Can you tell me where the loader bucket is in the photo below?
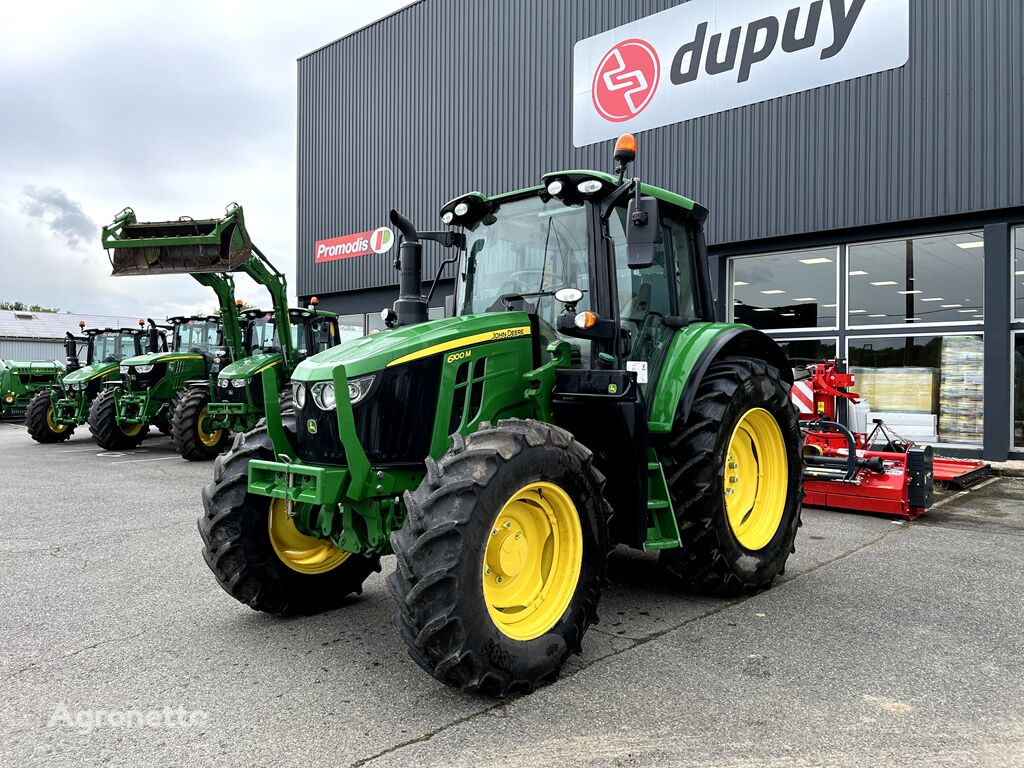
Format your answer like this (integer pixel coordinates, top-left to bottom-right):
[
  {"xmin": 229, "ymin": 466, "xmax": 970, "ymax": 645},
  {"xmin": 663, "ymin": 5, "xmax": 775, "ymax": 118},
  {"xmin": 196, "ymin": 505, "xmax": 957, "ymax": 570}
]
[{"xmin": 101, "ymin": 206, "xmax": 252, "ymax": 275}]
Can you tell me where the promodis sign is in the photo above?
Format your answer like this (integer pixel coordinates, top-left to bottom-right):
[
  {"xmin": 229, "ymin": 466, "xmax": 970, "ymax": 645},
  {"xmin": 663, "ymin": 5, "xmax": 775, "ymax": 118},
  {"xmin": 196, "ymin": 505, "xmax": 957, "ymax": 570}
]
[
  {"xmin": 314, "ymin": 226, "xmax": 394, "ymax": 264},
  {"xmin": 573, "ymin": 0, "xmax": 909, "ymax": 146}
]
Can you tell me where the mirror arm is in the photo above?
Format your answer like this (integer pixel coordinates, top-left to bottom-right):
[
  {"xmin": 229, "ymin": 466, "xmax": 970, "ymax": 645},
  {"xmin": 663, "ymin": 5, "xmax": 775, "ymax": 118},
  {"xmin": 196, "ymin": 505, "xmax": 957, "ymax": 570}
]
[{"xmin": 599, "ymin": 178, "xmax": 636, "ymax": 221}]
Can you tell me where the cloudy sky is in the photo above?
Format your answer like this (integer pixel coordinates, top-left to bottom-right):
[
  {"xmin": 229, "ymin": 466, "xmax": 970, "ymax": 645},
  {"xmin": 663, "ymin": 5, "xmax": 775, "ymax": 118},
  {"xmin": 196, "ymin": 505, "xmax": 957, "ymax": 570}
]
[{"xmin": 0, "ymin": 1, "xmax": 413, "ymax": 317}]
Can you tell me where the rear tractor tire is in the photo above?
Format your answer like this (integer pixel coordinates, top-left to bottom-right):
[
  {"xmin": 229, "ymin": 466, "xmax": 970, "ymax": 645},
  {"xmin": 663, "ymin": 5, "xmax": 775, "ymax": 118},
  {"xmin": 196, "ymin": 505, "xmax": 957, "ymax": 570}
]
[
  {"xmin": 87, "ymin": 389, "xmax": 146, "ymax": 450},
  {"xmin": 658, "ymin": 356, "xmax": 803, "ymax": 596},
  {"xmin": 198, "ymin": 420, "xmax": 381, "ymax": 615},
  {"xmin": 389, "ymin": 419, "xmax": 611, "ymax": 696},
  {"xmin": 172, "ymin": 388, "xmax": 231, "ymax": 461},
  {"xmin": 25, "ymin": 389, "xmax": 74, "ymax": 443}
]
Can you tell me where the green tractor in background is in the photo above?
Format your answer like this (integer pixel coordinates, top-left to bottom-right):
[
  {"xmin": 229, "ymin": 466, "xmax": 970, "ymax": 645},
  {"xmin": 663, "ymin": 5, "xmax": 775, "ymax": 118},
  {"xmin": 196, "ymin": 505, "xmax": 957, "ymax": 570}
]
[
  {"xmin": 25, "ymin": 319, "xmax": 157, "ymax": 443},
  {"xmin": 88, "ymin": 314, "xmax": 228, "ymax": 452},
  {"xmin": 1, "ymin": 359, "xmax": 64, "ymax": 420},
  {"xmin": 98, "ymin": 204, "xmax": 341, "ymax": 460},
  {"xmin": 199, "ymin": 135, "xmax": 803, "ymax": 696}
]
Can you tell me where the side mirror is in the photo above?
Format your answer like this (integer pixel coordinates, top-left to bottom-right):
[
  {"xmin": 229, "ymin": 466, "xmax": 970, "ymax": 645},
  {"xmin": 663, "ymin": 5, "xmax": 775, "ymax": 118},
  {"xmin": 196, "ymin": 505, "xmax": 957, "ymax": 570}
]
[{"xmin": 626, "ymin": 195, "xmax": 660, "ymax": 269}]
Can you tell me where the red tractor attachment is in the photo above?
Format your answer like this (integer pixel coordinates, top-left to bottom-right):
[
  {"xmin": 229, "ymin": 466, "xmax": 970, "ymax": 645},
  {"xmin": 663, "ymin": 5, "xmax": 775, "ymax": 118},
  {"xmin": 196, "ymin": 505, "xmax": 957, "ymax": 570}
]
[{"xmin": 793, "ymin": 360, "xmax": 990, "ymax": 520}]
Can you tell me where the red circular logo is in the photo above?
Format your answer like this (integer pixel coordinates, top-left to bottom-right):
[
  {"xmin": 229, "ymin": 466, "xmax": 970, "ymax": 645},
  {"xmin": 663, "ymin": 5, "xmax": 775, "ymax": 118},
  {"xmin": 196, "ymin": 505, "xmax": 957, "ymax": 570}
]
[{"xmin": 591, "ymin": 38, "xmax": 660, "ymax": 123}]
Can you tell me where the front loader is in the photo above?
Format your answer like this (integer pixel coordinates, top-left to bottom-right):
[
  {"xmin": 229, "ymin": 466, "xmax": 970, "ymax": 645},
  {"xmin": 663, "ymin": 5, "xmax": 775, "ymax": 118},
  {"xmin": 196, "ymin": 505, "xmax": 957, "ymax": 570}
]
[
  {"xmin": 25, "ymin": 319, "xmax": 155, "ymax": 443},
  {"xmin": 199, "ymin": 135, "xmax": 803, "ymax": 696},
  {"xmin": 99, "ymin": 204, "xmax": 341, "ymax": 460}
]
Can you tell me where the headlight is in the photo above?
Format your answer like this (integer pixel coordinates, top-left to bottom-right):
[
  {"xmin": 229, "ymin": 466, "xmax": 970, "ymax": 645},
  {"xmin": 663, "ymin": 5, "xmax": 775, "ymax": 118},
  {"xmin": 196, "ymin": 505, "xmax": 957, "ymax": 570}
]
[
  {"xmin": 218, "ymin": 378, "xmax": 229, "ymax": 388},
  {"xmin": 231, "ymin": 378, "xmax": 246, "ymax": 388},
  {"xmin": 134, "ymin": 364, "xmax": 154, "ymax": 374},
  {"xmin": 311, "ymin": 382, "xmax": 336, "ymax": 411},
  {"xmin": 454, "ymin": 201, "xmax": 469, "ymax": 216},
  {"xmin": 546, "ymin": 180, "xmax": 564, "ymax": 196},
  {"xmin": 347, "ymin": 375, "xmax": 375, "ymax": 405},
  {"xmin": 441, "ymin": 211, "xmax": 454, "ymax": 225},
  {"xmin": 576, "ymin": 179, "xmax": 603, "ymax": 195},
  {"xmin": 120, "ymin": 365, "xmax": 128, "ymax": 374},
  {"xmin": 293, "ymin": 382, "xmax": 306, "ymax": 409}
]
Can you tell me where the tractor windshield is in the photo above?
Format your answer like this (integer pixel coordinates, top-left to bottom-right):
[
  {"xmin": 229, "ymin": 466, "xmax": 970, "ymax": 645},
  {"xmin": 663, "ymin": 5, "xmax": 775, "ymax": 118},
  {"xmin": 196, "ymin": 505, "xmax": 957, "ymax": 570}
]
[
  {"xmin": 89, "ymin": 332, "xmax": 137, "ymax": 364},
  {"xmin": 247, "ymin": 314, "xmax": 299, "ymax": 355},
  {"xmin": 456, "ymin": 195, "xmax": 591, "ymax": 325},
  {"xmin": 173, "ymin": 320, "xmax": 222, "ymax": 356}
]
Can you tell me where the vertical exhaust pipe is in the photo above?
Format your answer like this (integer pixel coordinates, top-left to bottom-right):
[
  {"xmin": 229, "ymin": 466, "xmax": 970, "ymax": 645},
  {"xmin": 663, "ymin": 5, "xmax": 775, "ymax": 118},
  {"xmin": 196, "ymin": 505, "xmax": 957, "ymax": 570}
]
[
  {"xmin": 146, "ymin": 319, "xmax": 161, "ymax": 353},
  {"xmin": 389, "ymin": 209, "xmax": 429, "ymax": 327},
  {"xmin": 64, "ymin": 332, "xmax": 81, "ymax": 373}
]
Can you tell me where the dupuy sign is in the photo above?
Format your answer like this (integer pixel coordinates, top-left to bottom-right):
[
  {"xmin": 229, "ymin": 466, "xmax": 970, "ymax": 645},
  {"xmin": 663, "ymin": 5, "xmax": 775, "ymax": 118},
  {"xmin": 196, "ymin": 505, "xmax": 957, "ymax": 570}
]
[{"xmin": 573, "ymin": 0, "xmax": 910, "ymax": 146}]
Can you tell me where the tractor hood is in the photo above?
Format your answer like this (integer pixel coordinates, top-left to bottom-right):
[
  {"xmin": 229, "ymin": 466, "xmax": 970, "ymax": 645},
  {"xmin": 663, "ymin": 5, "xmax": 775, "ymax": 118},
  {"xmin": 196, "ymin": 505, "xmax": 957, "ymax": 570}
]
[
  {"xmin": 0, "ymin": 360, "xmax": 62, "ymax": 374},
  {"xmin": 292, "ymin": 312, "xmax": 534, "ymax": 382},
  {"xmin": 63, "ymin": 362, "xmax": 118, "ymax": 384},
  {"xmin": 120, "ymin": 351, "xmax": 204, "ymax": 367},
  {"xmin": 218, "ymin": 352, "xmax": 282, "ymax": 379}
]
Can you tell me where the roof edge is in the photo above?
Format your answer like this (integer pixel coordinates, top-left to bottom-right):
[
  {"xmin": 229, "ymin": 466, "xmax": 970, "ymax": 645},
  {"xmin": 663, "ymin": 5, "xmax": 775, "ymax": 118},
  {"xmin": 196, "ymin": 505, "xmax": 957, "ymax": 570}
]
[{"xmin": 297, "ymin": 1, "xmax": 425, "ymax": 62}]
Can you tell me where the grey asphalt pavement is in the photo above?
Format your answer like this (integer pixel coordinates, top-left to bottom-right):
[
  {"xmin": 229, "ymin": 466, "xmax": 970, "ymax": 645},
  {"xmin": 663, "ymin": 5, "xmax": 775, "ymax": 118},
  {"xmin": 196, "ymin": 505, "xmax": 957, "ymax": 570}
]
[{"xmin": 1, "ymin": 420, "xmax": 1022, "ymax": 767}]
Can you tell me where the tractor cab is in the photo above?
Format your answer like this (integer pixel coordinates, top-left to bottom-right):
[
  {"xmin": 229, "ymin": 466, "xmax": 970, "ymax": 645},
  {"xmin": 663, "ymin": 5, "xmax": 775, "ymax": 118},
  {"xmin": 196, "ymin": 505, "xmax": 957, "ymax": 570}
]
[
  {"xmin": 168, "ymin": 315, "xmax": 225, "ymax": 368},
  {"xmin": 440, "ymin": 137, "xmax": 713, "ymax": 392},
  {"xmin": 81, "ymin": 327, "xmax": 147, "ymax": 366},
  {"xmin": 241, "ymin": 304, "xmax": 339, "ymax": 362}
]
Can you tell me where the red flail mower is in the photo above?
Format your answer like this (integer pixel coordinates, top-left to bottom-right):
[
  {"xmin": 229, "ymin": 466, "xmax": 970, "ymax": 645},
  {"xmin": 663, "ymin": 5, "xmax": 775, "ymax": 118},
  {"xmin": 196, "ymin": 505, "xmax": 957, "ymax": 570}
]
[{"xmin": 792, "ymin": 360, "xmax": 990, "ymax": 520}]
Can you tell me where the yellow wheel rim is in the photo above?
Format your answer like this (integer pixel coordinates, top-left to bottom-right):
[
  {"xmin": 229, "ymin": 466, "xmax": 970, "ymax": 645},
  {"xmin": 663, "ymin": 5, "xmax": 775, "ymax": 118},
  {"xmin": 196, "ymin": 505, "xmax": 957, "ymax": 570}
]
[
  {"xmin": 46, "ymin": 407, "xmax": 69, "ymax": 433},
  {"xmin": 482, "ymin": 481, "xmax": 583, "ymax": 641},
  {"xmin": 196, "ymin": 405, "xmax": 223, "ymax": 447},
  {"xmin": 268, "ymin": 498, "xmax": 350, "ymax": 574},
  {"xmin": 724, "ymin": 407, "xmax": 788, "ymax": 551},
  {"xmin": 120, "ymin": 422, "xmax": 144, "ymax": 437}
]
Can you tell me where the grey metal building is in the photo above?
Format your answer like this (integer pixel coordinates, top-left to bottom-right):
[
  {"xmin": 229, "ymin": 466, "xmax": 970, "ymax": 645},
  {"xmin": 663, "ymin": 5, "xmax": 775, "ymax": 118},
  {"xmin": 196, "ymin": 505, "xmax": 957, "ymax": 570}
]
[
  {"xmin": 0, "ymin": 310, "xmax": 142, "ymax": 361},
  {"xmin": 294, "ymin": 0, "xmax": 1024, "ymax": 461}
]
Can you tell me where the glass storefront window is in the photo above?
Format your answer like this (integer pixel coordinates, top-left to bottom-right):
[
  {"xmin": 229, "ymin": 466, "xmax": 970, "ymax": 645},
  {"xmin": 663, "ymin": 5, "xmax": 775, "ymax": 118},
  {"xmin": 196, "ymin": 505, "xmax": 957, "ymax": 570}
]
[
  {"xmin": 1015, "ymin": 333, "xmax": 1024, "ymax": 447},
  {"xmin": 848, "ymin": 334, "xmax": 983, "ymax": 446},
  {"xmin": 775, "ymin": 338, "xmax": 838, "ymax": 365},
  {"xmin": 731, "ymin": 247, "xmax": 837, "ymax": 330},
  {"xmin": 1014, "ymin": 227, "xmax": 1024, "ymax": 320},
  {"xmin": 848, "ymin": 231, "xmax": 985, "ymax": 326}
]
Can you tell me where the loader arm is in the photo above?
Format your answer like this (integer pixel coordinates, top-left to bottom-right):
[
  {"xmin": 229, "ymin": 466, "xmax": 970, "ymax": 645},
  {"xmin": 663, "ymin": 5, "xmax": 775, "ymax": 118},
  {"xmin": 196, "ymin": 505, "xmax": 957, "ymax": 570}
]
[
  {"xmin": 239, "ymin": 245, "xmax": 295, "ymax": 371},
  {"xmin": 190, "ymin": 272, "xmax": 245, "ymax": 363}
]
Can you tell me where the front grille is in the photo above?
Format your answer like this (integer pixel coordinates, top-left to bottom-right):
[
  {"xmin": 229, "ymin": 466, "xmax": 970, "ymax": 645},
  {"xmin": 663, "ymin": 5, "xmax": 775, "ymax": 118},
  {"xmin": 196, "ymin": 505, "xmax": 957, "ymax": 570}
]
[
  {"xmin": 122, "ymin": 363, "xmax": 165, "ymax": 392},
  {"xmin": 295, "ymin": 398, "xmax": 346, "ymax": 466},
  {"xmin": 294, "ymin": 357, "xmax": 442, "ymax": 468},
  {"xmin": 353, "ymin": 357, "xmax": 441, "ymax": 465}
]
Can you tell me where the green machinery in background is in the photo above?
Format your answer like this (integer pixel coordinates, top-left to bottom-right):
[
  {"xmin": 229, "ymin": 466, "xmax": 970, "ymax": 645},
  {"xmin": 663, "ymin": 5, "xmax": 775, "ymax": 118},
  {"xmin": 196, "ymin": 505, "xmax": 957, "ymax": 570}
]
[
  {"xmin": 98, "ymin": 204, "xmax": 340, "ymax": 460},
  {"xmin": 25, "ymin": 319, "xmax": 157, "ymax": 443},
  {"xmin": 0, "ymin": 359, "xmax": 64, "ymax": 419},
  {"xmin": 198, "ymin": 135, "xmax": 805, "ymax": 696}
]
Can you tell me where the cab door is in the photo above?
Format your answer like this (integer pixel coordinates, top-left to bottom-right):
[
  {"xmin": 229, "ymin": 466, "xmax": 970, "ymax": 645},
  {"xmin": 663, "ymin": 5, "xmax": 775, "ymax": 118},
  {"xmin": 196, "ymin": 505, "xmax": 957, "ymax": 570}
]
[{"xmin": 610, "ymin": 205, "xmax": 701, "ymax": 393}]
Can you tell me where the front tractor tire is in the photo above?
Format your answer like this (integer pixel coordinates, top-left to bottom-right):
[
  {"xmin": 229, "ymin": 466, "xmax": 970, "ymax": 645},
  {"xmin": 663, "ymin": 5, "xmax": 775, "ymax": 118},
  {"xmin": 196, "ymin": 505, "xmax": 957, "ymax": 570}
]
[
  {"xmin": 25, "ymin": 389, "xmax": 74, "ymax": 443},
  {"xmin": 87, "ymin": 389, "xmax": 146, "ymax": 450},
  {"xmin": 389, "ymin": 419, "xmax": 611, "ymax": 696},
  {"xmin": 659, "ymin": 356, "xmax": 803, "ymax": 596},
  {"xmin": 172, "ymin": 388, "xmax": 230, "ymax": 461},
  {"xmin": 198, "ymin": 421, "xmax": 381, "ymax": 615}
]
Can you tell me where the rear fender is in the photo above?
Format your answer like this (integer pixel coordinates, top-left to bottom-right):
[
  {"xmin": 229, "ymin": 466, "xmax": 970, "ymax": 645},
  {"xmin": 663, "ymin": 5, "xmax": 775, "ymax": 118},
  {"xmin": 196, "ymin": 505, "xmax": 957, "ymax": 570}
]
[{"xmin": 648, "ymin": 325, "xmax": 792, "ymax": 434}]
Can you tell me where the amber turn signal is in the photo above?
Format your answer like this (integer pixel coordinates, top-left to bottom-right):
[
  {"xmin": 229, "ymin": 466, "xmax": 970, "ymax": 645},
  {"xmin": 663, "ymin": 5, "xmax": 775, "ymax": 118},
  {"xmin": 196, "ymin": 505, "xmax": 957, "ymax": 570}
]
[{"xmin": 574, "ymin": 310, "xmax": 599, "ymax": 330}]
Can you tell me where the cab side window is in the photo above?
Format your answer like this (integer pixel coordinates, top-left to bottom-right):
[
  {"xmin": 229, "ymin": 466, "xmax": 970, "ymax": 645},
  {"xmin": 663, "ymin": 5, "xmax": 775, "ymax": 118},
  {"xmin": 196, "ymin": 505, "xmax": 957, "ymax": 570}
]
[{"xmin": 665, "ymin": 217, "xmax": 700, "ymax": 320}]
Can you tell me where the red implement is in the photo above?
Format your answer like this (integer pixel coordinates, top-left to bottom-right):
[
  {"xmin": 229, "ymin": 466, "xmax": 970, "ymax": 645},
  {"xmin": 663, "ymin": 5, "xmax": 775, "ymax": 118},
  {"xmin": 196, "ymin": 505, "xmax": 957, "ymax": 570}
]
[{"xmin": 792, "ymin": 359, "xmax": 989, "ymax": 520}]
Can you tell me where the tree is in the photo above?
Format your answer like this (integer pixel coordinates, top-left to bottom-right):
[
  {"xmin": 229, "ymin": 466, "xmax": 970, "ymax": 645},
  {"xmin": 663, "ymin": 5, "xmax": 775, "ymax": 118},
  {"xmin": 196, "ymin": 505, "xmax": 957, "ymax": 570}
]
[{"xmin": 0, "ymin": 300, "xmax": 60, "ymax": 313}]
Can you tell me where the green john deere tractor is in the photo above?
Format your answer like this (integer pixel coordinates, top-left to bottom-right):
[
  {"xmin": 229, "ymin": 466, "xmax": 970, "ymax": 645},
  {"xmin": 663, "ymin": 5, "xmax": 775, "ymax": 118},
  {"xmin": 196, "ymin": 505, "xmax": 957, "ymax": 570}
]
[
  {"xmin": 1, "ymin": 359, "xmax": 64, "ymax": 419},
  {"xmin": 25, "ymin": 319, "xmax": 156, "ymax": 443},
  {"xmin": 87, "ymin": 314, "xmax": 223, "ymax": 451},
  {"xmin": 199, "ymin": 135, "xmax": 803, "ymax": 696},
  {"xmin": 98, "ymin": 204, "xmax": 342, "ymax": 460}
]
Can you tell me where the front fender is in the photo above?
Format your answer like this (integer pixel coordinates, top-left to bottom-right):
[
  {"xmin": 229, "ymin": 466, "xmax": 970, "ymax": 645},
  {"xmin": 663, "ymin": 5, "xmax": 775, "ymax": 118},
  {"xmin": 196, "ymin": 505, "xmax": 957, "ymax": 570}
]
[{"xmin": 648, "ymin": 324, "xmax": 792, "ymax": 434}]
